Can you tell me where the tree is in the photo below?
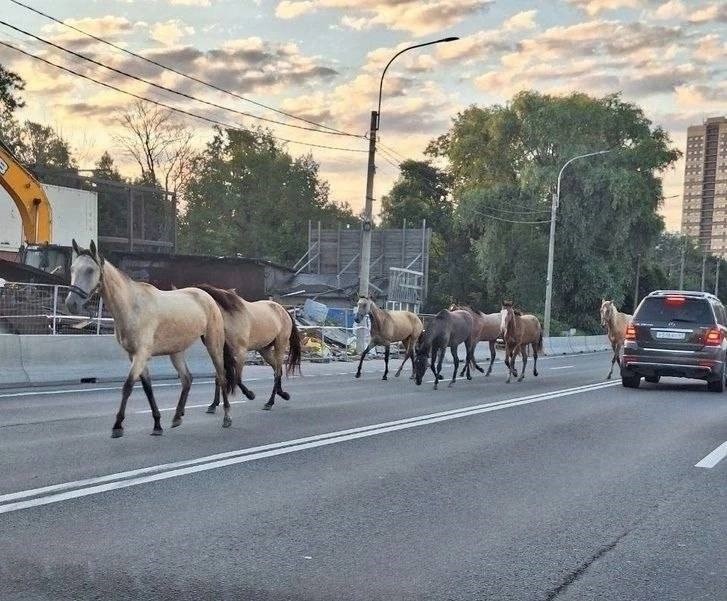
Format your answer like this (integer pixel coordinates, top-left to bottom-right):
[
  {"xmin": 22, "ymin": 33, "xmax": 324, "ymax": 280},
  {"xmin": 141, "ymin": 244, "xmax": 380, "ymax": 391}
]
[
  {"xmin": 180, "ymin": 127, "xmax": 355, "ymax": 264},
  {"xmin": 430, "ymin": 91, "xmax": 680, "ymax": 331},
  {"xmin": 0, "ymin": 64, "xmax": 24, "ymax": 116},
  {"xmin": 93, "ymin": 151, "xmax": 130, "ymax": 239}
]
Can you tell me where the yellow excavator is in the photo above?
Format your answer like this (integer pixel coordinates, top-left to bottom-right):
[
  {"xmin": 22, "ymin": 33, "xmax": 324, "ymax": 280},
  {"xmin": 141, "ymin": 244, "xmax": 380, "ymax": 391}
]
[{"xmin": 0, "ymin": 139, "xmax": 52, "ymax": 245}]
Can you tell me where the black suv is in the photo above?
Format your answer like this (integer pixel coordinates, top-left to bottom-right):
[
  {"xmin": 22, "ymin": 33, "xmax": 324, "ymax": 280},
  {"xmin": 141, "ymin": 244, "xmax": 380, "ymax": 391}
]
[{"xmin": 621, "ymin": 290, "xmax": 727, "ymax": 392}]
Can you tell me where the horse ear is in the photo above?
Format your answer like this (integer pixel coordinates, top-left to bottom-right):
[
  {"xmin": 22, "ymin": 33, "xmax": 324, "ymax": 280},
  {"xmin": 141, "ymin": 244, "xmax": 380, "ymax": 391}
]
[
  {"xmin": 89, "ymin": 240, "xmax": 98, "ymax": 258},
  {"xmin": 71, "ymin": 239, "xmax": 80, "ymax": 255}
]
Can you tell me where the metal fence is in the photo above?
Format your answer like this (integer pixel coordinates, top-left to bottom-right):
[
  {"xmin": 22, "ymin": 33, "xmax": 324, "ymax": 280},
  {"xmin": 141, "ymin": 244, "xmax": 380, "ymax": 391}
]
[{"xmin": 0, "ymin": 281, "xmax": 112, "ymax": 335}]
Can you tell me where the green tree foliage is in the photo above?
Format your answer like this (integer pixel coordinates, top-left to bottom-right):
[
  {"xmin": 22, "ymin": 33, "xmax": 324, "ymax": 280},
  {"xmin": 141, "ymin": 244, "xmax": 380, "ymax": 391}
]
[
  {"xmin": 179, "ymin": 127, "xmax": 356, "ymax": 264},
  {"xmin": 93, "ymin": 152, "xmax": 131, "ymax": 239},
  {"xmin": 427, "ymin": 91, "xmax": 680, "ymax": 331},
  {"xmin": 0, "ymin": 64, "xmax": 24, "ymax": 116}
]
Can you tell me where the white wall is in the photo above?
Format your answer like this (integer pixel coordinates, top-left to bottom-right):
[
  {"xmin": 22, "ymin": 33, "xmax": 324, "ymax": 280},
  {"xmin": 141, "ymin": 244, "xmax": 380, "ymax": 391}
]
[{"xmin": 0, "ymin": 184, "xmax": 97, "ymax": 252}]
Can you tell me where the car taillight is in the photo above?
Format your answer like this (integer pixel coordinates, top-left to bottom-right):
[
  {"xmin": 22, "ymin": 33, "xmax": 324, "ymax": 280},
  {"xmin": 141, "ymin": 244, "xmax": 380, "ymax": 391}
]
[
  {"xmin": 704, "ymin": 328, "xmax": 723, "ymax": 346},
  {"xmin": 625, "ymin": 325, "xmax": 636, "ymax": 341}
]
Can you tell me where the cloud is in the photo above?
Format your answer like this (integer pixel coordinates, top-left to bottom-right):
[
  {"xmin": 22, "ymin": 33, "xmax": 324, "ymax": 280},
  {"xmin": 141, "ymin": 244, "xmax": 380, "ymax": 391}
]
[
  {"xmin": 651, "ymin": 0, "xmax": 687, "ymax": 20},
  {"xmin": 40, "ymin": 15, "xmax": 137, "ymax": 51},
  {"xmin": 502, "ymin": 10, "xmax": 537, "ymax": 31},
  {"xmin": 567, "ymin": 0, "xmax": 648, "ymax": 15},
  {"xmin": 689, "ymin": 2, "xmax": 727, "ymax": 23},
  {"xmin": 149, "ymin": 20, "xmax": 195, "ymax": 46},
  {"xmin": 166, "ymin": 0, "xmax": 212, "ymax": 6},
  {"xmin": 275, "ymin": 0, "xmax": 492, "ymax": 36}
]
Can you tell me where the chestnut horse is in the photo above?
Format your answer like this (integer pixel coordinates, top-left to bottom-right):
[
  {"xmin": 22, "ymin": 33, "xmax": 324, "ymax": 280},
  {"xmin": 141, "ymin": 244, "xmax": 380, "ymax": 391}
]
[
  {"xmin": 198, "ymin": 285, "xmax": 302, "ymax": 411},
  {"xmin": 450, "ymin": 304, "xmax": 502, "ymax": 378},
  {"xmin": 500, "ymin": 301, "xmax": 543, "ymax": 383},
  {"xmin": 413, "ymin": 309, "xmax": 473, "ymax": 389},
  {"xmin": 354, "ymin": 297, "xmax": 423, "ymax": 380},
  {"xmin": 600, "ymin": 300, "xmax": 632, "ymax": 380},
  {"xmin": 66, "ymin": 240, "xmax": 237, "ymax": 437}
]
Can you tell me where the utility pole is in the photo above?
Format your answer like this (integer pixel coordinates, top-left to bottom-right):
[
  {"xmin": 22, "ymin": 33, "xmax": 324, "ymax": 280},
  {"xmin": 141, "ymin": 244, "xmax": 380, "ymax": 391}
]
[
  {"xmin": 701, "ymin": 252, "xmax": 707, "ymax": 292},
  {"xmin": 678, "ymin": 237, "xmax": 686, "ymax": 289}
]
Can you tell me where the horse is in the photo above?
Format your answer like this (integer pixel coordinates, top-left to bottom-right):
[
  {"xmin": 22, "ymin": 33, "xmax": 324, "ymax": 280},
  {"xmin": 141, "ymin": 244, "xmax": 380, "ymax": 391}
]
[
  {"xmin": 197, "ymin": 285, "xmax": 302, "ymax": 411},
  {"xmin": 450, "ymin": 304, "xmax": 502, "ymax": 378},
  {"xmin": 413, "ymin": 309, "xmax": 473, "ymax": 389},
  {"xmin": 65, "ymin": 240, "xmax": 237, "ymax": 437},
  {"xmin": 600, "ymin": 300, "xmax": 632, "ymax": 380},
  {"xmin": 353, "ymin": 296, "xmax": 423, "ymax": 380},
  {"xmin": 500, "ymin": 301, "xmax": 542, "ymax": 383}
]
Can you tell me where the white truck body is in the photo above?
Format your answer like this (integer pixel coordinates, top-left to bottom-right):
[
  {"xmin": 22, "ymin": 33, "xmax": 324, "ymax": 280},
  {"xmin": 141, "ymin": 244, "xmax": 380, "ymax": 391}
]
[{"xmin": 0, "ymin": 184, "xmax": 97, "ymax": 254}]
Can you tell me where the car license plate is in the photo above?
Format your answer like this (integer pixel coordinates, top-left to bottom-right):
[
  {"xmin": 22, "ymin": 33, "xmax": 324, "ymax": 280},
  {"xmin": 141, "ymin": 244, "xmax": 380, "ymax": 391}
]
[{"xmin": 655, "ymin": 331, "xmax": 685, "ymax": 340}]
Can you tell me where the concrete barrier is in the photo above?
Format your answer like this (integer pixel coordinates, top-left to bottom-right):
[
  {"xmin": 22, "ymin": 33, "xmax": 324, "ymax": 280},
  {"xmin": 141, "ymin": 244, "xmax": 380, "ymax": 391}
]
[{"xmin": 0, "ymin": 335, "xmax": 29, "ymax": 386}]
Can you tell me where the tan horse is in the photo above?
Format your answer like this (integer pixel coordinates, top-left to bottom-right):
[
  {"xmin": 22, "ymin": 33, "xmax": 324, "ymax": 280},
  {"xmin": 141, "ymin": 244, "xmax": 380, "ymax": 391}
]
[
  {"xmin": 65, "ymin": 240, "xmax": 237, "ymax": 437},
  {"xmin": 500, "ymin": 301, "xmax": 543, "ymax": 383},
  {"xmin": 450, "ymin": 304, "xmax": 502, "ymax": 378},
  {"xmin": 197, "ymin": 285, "xmax": 302, "ymax": 411},
  {"xmin": 354, "ymin": 297, "xmax": 423, "ymax": 380},
  {"xmin": 600, "ymin": 300, "xmax": 632, "ymax": 380}
]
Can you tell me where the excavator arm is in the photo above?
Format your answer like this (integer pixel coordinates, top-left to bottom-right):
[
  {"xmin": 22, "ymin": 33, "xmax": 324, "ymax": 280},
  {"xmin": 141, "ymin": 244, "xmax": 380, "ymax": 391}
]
[{"xmin": 0, "ymin": 139, "xmax": 52, "ymax": 244}]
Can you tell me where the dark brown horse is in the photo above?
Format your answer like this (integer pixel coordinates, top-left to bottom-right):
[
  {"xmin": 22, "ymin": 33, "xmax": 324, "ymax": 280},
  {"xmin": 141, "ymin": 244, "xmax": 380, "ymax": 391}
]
[
  {"xmin": 500, "ymin": 301, "xmax": 543, "ymax": 383},
  {"xmin": 414, "ymin": 309, "xmax": 474, "ymax": 389}
]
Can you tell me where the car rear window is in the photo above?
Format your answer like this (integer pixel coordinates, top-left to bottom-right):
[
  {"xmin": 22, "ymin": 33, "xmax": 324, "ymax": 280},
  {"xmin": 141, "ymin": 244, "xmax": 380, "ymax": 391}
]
[{"xmin": 635, "ymin": 297, "xmax": 715, "ymax": 325}]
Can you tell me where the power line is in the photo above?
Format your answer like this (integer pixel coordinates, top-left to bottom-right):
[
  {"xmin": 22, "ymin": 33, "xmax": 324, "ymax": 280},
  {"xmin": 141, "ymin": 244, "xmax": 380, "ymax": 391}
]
[
  {"xmin": 8, "ymin": 0, "xmax": 356, "ymax": 137},
  {"xmin": 0, "ymin": 20, "xmax": 362, "ymax": 138},
  {"xmin": 0, "ymin": 40, "xmax": 368, "ymax": 154}
]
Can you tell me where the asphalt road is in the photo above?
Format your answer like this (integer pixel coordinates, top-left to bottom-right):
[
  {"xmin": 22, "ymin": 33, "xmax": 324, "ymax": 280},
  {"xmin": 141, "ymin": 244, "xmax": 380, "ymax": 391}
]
[{"xmin": 1, "ymin": 351, "xmax": 725, "ymax": 600}]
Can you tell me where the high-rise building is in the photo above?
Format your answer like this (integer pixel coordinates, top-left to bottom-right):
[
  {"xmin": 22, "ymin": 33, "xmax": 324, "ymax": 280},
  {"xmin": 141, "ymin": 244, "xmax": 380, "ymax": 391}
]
[{"xmin": 681, "ymin": 116, "xmax": 727, "ymax": 256}]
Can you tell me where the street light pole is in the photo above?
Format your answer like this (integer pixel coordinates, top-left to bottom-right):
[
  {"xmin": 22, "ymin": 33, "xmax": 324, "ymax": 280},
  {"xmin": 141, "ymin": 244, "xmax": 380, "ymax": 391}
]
[
  {"xmin": 543, "ymin": 149, "xmax": 611, "ymax": 338},
  {"xmin": 356, "ymin": 36, "xmax": 458, "ymax": 352}
]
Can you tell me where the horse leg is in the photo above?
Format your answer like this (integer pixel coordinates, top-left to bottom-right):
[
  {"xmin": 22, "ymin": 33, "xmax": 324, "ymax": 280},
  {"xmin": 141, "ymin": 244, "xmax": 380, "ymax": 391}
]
[
  {"xmin": 485, "ymin": 341, "xmax": 496, "ymax": 376},
  {"xmin": 434, "ymin": 348, "xmax": 446, "ymax": 390},
  {"xmin": 170, "ymin": 352, "xmax": 192, "ymax": 428},
  {"xmin": 449, "ymin": 345, "xmax": 459, "ymax": 387},
  {"xmin": 382, "ymin": 345, "xmax": 391, "ymax": 380},
  {"xmin": 505, "ymin": 348, "xmax": 513, "ymax": 384},
  {"xmin": 260, "ymin": 345, "xmax": 287, "ymax": 410},
  {"xmin": 355, "ymin": 342, "xmax": 375, "ymax": 378},
  {"xmin": 607, "ymin": 342, "xmax": 618, "ymax": 379},
  {"xmin": 112, "ymin": 353, "xmax": 149, "ymax": 438},
  {"xmin": 518, "ymin": 347, "xmax": 527, "ymax": 382},
  {"xmin": 139, "ymin": 367, "xmax": 163, "ymax": 436},
  {"xmin": 532, "ymin": 342, "xmax": 539, "ymax": 377},
  {"xmin": 394, "ymin": 337, "xmax": 411, "ymax": 377},
  {"xmin": 203, "ymin": 333, "xmax": 232, "ymax": 429}
]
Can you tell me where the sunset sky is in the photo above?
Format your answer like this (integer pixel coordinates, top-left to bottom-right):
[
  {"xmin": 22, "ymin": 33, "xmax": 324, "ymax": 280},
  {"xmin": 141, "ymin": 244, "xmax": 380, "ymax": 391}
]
[{"xmin": 1, "ymin": 0, "xmax": 726, "ymax": 231}]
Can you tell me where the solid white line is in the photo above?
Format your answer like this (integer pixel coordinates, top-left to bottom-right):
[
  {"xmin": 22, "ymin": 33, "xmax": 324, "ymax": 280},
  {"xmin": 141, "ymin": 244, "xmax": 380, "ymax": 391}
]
[
  {"xmin": 0, "ymin": 381, "xmax": 618, "ymax": 514},
  {"xmin": 695, "ymin": 441, "xmax": 727, "ymax": 469},
  {"xmin": 136, "ymin": 399, "xmax": 247, "ymax": 414},
  {"xmin": 550, "ymin": 366, "xmax": 575, "ymax": 370}
]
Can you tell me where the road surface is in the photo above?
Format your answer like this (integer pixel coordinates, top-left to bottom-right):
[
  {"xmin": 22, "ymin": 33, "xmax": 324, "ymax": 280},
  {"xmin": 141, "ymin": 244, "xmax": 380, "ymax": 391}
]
[{"xmin": 1, "ymin": 352, "xmax": 725, "ymax": 600}]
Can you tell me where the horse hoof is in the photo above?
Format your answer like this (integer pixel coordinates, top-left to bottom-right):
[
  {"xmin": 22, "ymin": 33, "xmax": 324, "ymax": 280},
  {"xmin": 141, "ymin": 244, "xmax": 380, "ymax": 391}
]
[
  {"xmin": 395, "ymin": 372, "xmax": 401, "ymax": 378},
  {"xmin": 279, "ymin": 391, "xmax": 290, "ymax": 401},
  {"xmin": 355, "ymin": 373, "xmax": 362, "ymax": 379},
  {"xmin": 262, "ymin": 403, "xmax": 273, "ymax": 411},
  {"xmin": 205, "ymin": 405, "xmax": 216, "ymax": 414},
  {"xmin": 437, "ymin": 374, "xmax": 444, "ymax": 380},
  {"xmin": 382, "ymin": 375, "xmax": 388, "ymax": 381},
  {"xmin": 151, "ymin": 429, "xmax": 163, "ymax": 436},
  {"xmin": 245, "ymin": 390, "xmax": 256, "ymax": 400},
  {"xmin": 222, "ymin": 416, "xmax": 232, "ymax": 428},
  {"xmin": 111, "ymin": 428, "xmax": 123, "ymax": 438},
  {"xmin": 534, "ymin": 371, "xmax": 539, "ymax": 377},
  {"xmin": 171, "ymin": 417, "xmax": 182, "ymax": 428}
]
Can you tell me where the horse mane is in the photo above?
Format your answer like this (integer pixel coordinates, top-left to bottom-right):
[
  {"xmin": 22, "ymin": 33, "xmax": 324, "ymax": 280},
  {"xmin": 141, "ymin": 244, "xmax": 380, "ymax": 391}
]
[
  {"xmin": 195, "ymin": 284, "xmax": 243, "ymax": 313},
  {"xmin": 513, "ymin": 309, "xmax": 522, "ymax": 316}
]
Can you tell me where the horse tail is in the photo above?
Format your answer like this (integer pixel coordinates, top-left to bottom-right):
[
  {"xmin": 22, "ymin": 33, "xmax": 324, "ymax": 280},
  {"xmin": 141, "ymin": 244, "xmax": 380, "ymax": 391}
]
[
  {"xmin": 537, "ymin": 328, "xmax": 544, "ymax": 354},
  {"xmin": 222, "ymin": 341, "xmax": 240, "ymax": 395},
  {"xmin": 285, "ymin": 312, "xmax": 302, "ymax": 377}
]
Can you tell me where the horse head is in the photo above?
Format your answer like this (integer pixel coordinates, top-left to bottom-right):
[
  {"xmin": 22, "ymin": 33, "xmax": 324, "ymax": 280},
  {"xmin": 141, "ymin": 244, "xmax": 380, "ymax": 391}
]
[
  {"xmin": 413, "ymin": 330, "xmax": 430, "ymax": 385},
  {"xmin": 354, "ymin": 296, "xmax": 373, "ymax": 324},
  {"xmin": 66, "ymin": 239, "xmax": 103, "ymax": 315},
  {"xmin": 500, "ymin": 300, "xmax": 515, "ymax": 337},
  {"xmin": 600, "ymin": 300, "xmax": 614, "ymax": 327}
]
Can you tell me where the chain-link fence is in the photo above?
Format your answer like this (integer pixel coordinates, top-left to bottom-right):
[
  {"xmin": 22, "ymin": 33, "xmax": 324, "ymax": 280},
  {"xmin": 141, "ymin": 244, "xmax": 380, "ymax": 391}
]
[{"xmin": 0, "ymin": 281, "xmax": 113, "ymax": 335}]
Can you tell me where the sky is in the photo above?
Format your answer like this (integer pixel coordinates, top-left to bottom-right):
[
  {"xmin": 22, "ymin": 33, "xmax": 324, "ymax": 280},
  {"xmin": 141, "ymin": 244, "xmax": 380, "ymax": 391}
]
[{"xmin": 1, "ymin": 0, "xmax": 726, "ymax": 231}]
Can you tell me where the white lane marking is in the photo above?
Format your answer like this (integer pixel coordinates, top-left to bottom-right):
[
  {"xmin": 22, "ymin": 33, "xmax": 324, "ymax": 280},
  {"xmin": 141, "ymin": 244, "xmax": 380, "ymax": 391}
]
[
  {"xmin": 695, "ymin": 441, "xmax": 727, "ymax": 469},
  {"xmin": 0, "ymin": 381, "xmax": 618, "ymax": 514},
  {"xmin": 550, "ymin": 365, "xmax": 575, "ymax": 370}
]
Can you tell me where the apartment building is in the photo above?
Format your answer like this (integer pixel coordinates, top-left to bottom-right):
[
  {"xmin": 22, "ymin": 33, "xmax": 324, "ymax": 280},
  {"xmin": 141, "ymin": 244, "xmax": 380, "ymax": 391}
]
[{"xmin": 681, "ymin": 116, "xmax": 727, "ymax": 257}]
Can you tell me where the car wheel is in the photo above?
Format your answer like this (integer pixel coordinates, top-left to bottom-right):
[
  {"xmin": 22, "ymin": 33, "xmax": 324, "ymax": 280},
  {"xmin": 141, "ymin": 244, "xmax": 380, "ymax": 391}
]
[
  {"xmin": 645, "ymin": 375, "xmax": 660, "ymax": 384},
  {"xmin": 622, "ymin": 374, "xmax": 640, "ymax": 389},
  {"xmin": 707, "ymin": 367, "xmax": 725, "ymax": 393}
]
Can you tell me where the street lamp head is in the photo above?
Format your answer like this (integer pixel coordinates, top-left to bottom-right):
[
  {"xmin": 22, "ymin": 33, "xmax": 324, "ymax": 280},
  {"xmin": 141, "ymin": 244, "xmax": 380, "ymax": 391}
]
[{"xmin": 440, "ymin": 36, "xmax": 460, "ymax": 42}]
